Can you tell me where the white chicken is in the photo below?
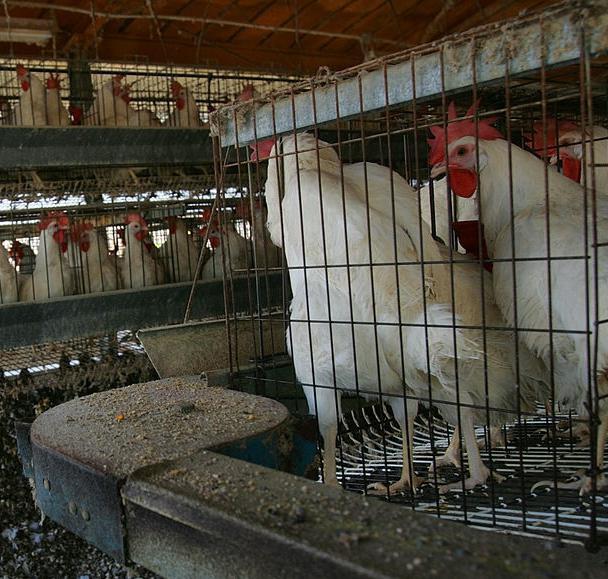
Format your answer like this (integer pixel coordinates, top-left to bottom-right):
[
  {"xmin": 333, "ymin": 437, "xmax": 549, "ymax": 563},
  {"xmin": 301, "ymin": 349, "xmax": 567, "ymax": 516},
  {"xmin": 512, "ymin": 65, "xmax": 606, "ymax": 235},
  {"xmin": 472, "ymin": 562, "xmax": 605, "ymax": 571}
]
[
  {"xmin": 19, "ymin": 212, "xmax": 74, "ymax": 301},
  {"xmin": 84, "ymin": 75, "xmax": 130, "ymax": 126},
  {"xmin": 159, "ymin": 216, "xmax": 201, "ymax": 283},
  {"xmin": 236, "ymin": 197, "xmax": 281, "ymax": 271},
  {"xmin": 200, "ymin": 211, "xmax": 250, "ymax": 280},
  {"xmin": 169, "ymin": 81, "xmax": 200, "ymax": 127},
  {"xmin": 120, "ymin": 213, "xmax": 165, "ymax": 289},
  {"xmin": 9, "ymin": 240, "xmax": 36, "ymax": 275},
  {"xmin": 118, "ymin": 82, "xmax": 161, "ymax": 127},
  {"xmin": 11, "ymin": 64, "xmax": 47, "ymax": 126},
  {"xmin": 420, "ymin": 178, "xmax": 478, "ymax": 253},
  {"xmin": 555, "ymin": 123, "xmax": 608, "ymax": 196},
  {"xmin": 428, "ymin": 102, "xmax": 608, "ymax": 493},
  {"xmin": 69, "ymin": 221, "xmax": 119, "ymax": 293},
  {"xmin": 45, "ymin": 73, "xmax": 70, "ymax": 126},
  {"xmin": 259, "ymin": 133, "xmax": 544, "ymax": 493},
  {"xmin": 0, "ymin": 245, "xmax": 19, "ymax": 304}
]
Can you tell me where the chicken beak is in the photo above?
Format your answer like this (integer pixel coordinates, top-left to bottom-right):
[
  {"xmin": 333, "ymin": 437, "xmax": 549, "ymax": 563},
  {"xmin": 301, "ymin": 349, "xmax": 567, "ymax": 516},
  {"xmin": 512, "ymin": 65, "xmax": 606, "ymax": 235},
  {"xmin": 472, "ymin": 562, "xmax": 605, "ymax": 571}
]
[
  {"xmin": 430, "ymin": 163, "xmax": 447, "ymax": 179},
  {"xmin": 549, "ymin": 154, "xmax": 558, "ymax": 165}
]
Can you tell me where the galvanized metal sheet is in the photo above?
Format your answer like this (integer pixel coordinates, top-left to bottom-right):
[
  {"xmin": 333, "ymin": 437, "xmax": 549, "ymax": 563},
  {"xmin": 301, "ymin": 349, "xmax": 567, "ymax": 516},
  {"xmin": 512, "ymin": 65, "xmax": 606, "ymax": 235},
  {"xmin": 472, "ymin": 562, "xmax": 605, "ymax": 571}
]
[
  {"xmin": 138, "ymin": 315, "xmax": 286, "ymax": 379},
  {"xmin": 214, "ymin": 1, "xmax": 608, "ymax": 146}
]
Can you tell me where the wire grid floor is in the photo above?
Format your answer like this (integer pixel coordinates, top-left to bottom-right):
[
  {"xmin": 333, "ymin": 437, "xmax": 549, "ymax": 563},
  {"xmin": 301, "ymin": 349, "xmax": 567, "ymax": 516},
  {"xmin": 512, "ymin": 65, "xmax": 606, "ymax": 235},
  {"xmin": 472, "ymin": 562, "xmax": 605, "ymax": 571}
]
[{"xmin": 335, "ymin": 404, "xmax": 608, "ymax": 545}]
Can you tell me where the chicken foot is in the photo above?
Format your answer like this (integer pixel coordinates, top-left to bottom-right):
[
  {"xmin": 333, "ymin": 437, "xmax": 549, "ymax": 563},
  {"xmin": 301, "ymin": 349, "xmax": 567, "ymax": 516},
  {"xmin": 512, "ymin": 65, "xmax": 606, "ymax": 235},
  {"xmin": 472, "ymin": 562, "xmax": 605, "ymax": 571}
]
[
  {"xmin": 438, "ymin": 411, "xmax": 505, "ymax": 493},
  {"xmin": 531, "ymin": 413, "xmax": 608, "ymax": 495}
]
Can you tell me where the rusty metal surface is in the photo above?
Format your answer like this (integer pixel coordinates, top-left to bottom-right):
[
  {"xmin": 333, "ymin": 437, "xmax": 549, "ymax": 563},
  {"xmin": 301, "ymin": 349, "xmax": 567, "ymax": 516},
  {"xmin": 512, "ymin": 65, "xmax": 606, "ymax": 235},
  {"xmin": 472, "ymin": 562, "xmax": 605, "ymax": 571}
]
[{"xmin": 123, "ymin": 450, "xmax": 602, "ymax": 579}]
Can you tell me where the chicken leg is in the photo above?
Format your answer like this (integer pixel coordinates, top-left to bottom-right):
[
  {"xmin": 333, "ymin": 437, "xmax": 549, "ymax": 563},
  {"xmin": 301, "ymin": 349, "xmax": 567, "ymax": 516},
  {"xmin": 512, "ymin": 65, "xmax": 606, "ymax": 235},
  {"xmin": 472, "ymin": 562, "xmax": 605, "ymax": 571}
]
[
  {"xmin": 439, "ymin": 410, "xmax": 505, "ymax": 493},
  {"xmin": 367, "ymin": 399, "xmax": 421, "ymax": 496},
  {"xmin": 428, "ymin": 426, "xmax": 462, "ymax": 473},
  {"xmin": 430, "ymin": 424, "xmax": 504, "ymax": 474}
]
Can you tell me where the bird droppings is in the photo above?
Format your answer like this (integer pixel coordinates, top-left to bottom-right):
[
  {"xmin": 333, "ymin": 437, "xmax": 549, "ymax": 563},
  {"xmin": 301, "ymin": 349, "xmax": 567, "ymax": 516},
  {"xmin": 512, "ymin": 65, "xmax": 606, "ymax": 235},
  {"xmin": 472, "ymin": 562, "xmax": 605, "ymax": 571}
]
[{"xmin": 30, "ymin": 377, "xmax": 290, "ymax": 480}]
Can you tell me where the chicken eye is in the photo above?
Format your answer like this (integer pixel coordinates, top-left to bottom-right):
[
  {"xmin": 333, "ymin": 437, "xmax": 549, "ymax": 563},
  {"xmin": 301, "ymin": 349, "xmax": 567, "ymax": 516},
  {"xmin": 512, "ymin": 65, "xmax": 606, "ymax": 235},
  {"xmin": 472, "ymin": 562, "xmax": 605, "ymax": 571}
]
[{"xmin": 457, "ymin": 146, "xmax": 467, "ymax": 156}]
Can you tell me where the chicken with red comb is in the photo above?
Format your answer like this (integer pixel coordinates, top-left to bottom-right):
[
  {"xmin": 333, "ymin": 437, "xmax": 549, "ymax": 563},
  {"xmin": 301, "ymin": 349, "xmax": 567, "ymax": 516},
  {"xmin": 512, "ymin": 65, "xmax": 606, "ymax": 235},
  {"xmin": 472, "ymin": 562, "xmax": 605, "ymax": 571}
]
[
  {"xmin": 158, "ymin": 216, "xmax": 201, "ymax": 283},
  {"xmin": 428, "ymin": 100, "xmax": 503, "ymax": 198},
  {"xmin": 120, "ymin": 213, "xmax": 165, "ymax": 289},
  {"xmin": 9, "ymin": 240, "xmax": 36, "ymax": 274},
  {"xmin": 428, "ymin": 99, "xmax": 607, "ymax": 495},
  {"xmin": 539, "ymin": 121, "xmax": 608, "ymax": 194},
  {"xmin": 0, "ymin": 244, "xmax": 18, "ymax": 304},
  {"xmin": 19, "ymin": 212, "xmax": 74, "ymax": 301},
  {"xmin": 45, "ymin": 73, "xmax": 70, "ymax": 126},
  {"xmin": 200, "ymin": 209, "xmax": 250, "ymax": 280},
  {"xmin": 69, "ymin": 221, "xmax": 119, "ymax": 293},
  {"xmin": 169, "ymin": 80, "xmax": 200, "ymax": 127},
  {"xmin": 10, "ymin": 64, "xmax": 47, "ymax": 126}
]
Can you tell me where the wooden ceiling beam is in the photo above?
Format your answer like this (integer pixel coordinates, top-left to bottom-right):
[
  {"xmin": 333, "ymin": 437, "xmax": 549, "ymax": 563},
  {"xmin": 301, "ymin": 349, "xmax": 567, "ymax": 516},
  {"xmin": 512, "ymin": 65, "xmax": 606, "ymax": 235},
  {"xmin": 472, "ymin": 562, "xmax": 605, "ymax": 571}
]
[
  {"xmin": 61, "ymin": 0, "xmax": 146, "ymax": 55},
  {"xmin": 314, "ymin": 0, "xmax": 389, "ymax": 52},
  {"xmin": 95, "ymin": 32, "xmax": 358, "ymax": 73}
]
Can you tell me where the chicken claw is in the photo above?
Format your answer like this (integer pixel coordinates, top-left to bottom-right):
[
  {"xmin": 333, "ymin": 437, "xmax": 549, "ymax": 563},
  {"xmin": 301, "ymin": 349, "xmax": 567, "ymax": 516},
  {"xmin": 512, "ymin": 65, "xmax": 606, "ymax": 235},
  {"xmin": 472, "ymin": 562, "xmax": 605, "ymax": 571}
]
[{"xmin": 367, "ymin": 474, "xmax": 423, "ymax": 497}]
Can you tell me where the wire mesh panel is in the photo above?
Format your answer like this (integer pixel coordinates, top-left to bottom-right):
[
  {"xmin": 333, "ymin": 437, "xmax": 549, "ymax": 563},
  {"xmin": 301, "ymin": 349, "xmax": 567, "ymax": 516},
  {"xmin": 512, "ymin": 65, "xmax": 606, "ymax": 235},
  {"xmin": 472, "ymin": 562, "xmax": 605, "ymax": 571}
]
[
  {"xmin": 210, "ymin": 0, "xmax": 608, "ymax": 550},
  {"xmin": 0, "ymin": 58, "xmax": 302, "ymax": 128}
]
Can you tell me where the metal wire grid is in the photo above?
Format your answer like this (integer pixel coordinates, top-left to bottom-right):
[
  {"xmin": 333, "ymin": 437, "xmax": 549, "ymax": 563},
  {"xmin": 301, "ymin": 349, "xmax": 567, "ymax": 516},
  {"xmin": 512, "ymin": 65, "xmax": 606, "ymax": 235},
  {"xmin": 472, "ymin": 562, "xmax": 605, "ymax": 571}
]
[
  {"xmin": 0, "ymin": 330, "xmax": 144, "ymax": 377},
  {"xmin": 0, "ymin": 57, "xmax": 303, "ymax": 127},
  {"xmin": 210, "ymin": 1, "xmax": 608, "ymax": 550},
  {"xmin": 334, "ymin": 402, "xmax": 608, "ymax": 544}
]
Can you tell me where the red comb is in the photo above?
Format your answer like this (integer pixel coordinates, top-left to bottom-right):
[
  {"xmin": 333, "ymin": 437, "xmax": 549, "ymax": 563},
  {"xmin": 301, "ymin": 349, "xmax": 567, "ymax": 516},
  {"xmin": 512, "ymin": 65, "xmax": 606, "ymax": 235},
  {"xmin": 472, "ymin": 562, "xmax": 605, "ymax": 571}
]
[
  {"xmin": 202, "ymin": 208, "xmax": 213, "ymax": 222},
  {"xmin": 170, "ymin": 80, "xmax": 183, "ymax": 97},
  {"xmin": 125, "ymin": 213, "xmax": 147, "ymax": 227},
  {"xmin": 39, "ymin": 212, "xmax": 69, "ymax": 231},
  {"xmin": 70, "ymin": 221, "xmax": 93, "ymax": 242},
  {"xmin": 428, "ymin": 101, "xmax": 503, "ymax": 166},
  {"xmin": 46, "ymin": 74, "xmax": 61, "ymax": 89},
  {"xmin": 9, "ymin": 240, "xmax": 22, "ymax": 258},
  {"xmin": 16, "ymin": 64, "xmax": 27, "ymax": 77},
  {"xmin": 238, "ymin": 84, "xmax": 256, "ymax": 102},
  {"xmin": 524, "ymin": 118, "xmax": 580, "ymax": 158}
]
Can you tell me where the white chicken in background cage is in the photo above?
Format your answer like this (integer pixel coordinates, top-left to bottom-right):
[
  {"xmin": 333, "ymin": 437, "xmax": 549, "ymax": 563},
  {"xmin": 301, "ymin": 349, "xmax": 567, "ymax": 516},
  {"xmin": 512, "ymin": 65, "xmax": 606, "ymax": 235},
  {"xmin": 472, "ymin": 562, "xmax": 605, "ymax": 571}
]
[
  {"xmin": 200, "ymin": 209, "xmax": 250, "ymax": 280},
  {"xmin": 235, "ymin": 196, "xmax": 281, "ymax": 271},
  {"xmin": 10, "ymin": 64, "xmax": 47, "ymax": 126},
  {"xmin": 526, "ymin": 119, "xmax": 608, "ymax": 196},
  {"xmin": 120, "ymin": 213, "xmax": 166, "ymax": 289},
  {"xmin": 428, "ymin": 102, "xmax": 608, "ymax": 494},
  {"xmin": 0, "ymin": 244, "xmax": 18, "ymax": 304},
  {"xmin": 159, "ymin": 216, "xmax": 201, "ymax": 283},
  {"xmin": 69, "ymin": 221, "xmax": 120, "ymax": 294},
  {"xmin": 8, "ymin": 240, "xmax": 36, "ymax": 275},
  {"xmin": 169, "ymin": 80, "xmax": 201, "ymax": 127},
  {"xmin": 45, "ymin": 73, "xmax": 70, "ymax": 127},
  {"xmin": 257, "ymin": 132, "xmax": 549, "ymax": 493},
  {"xmin": 19, "ymin": 212, "xmax": 74, "ymax": 301}
]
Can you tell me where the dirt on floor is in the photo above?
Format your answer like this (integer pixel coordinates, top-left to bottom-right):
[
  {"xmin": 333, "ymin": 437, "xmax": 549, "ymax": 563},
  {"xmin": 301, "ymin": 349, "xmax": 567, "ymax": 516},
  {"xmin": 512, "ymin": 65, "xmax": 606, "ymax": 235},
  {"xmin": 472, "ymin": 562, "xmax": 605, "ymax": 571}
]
[{"xmin": 0, "ymin": 349, "xmax": 160, "ymax": 579}]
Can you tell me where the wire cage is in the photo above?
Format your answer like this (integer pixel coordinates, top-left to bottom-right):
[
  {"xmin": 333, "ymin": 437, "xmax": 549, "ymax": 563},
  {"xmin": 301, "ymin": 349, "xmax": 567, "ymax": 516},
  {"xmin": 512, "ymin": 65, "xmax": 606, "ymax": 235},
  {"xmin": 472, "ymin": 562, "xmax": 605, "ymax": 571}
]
[
  {"xmin": 0, "ymin": 57, "xmax": 303, "ymax": 128},
  {"xmin": 209, "ymin": 1, "xmax": 608, "ymax": 550}
]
